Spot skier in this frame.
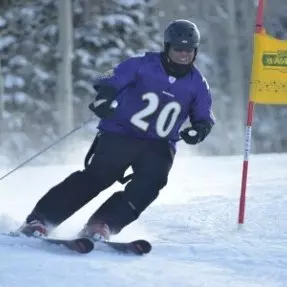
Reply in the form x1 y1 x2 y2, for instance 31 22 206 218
19 19 215 241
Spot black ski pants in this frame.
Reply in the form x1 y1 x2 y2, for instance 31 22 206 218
27 132 174 234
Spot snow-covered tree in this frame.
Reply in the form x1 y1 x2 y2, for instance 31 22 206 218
1 0 286 166
0 0 161 164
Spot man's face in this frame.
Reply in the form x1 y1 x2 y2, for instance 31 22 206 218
168 47 195 65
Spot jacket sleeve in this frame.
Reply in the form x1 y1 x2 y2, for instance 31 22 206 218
89 56 143 118
93 56 143 93
189 75 215 127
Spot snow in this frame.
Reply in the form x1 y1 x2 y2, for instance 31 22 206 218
14 92 28 104
0 148 287 287
76 49 93 66
4 74 25 89
19 7 36 18
33 67 50 81
0 35 16 50
0 17 6 28
74 80 97 94
8 55 29 67
116 0 146 8
99 14 135 28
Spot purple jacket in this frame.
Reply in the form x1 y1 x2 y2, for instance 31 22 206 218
97 52 214 144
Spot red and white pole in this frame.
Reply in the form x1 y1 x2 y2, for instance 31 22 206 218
238 101 254 224
238 0 265 225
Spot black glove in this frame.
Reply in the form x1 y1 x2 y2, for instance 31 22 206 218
89 84 118 119
180 121 212 145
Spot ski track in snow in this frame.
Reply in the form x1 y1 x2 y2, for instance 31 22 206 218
0 152 287 287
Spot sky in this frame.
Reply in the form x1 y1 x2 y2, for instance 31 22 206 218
0 145 286 287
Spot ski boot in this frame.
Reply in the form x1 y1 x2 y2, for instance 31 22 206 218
79 221 110 242
16 219 49 238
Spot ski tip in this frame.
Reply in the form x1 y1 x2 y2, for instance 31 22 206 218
132 239 152 255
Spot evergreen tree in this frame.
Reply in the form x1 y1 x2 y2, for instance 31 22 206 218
0 0 161 164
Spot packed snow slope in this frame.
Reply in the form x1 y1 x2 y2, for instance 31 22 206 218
0 148 286 287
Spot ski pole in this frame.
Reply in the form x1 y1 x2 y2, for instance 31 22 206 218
0 116 95 181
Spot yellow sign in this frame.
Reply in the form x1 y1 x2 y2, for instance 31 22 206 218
250 32 287 104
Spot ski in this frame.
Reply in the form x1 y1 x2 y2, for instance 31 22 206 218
1 232 94 254
2 232 152 255
42 237 94 254
94 239 152 255
2 232 151 255
44 238 152 255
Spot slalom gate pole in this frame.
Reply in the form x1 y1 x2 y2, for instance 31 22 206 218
238 0 265 225
238 101 254 224
0 116 95 181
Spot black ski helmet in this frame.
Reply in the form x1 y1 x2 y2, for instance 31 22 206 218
164 19 200 52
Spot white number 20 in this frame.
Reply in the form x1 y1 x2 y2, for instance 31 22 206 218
130 92 181 137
